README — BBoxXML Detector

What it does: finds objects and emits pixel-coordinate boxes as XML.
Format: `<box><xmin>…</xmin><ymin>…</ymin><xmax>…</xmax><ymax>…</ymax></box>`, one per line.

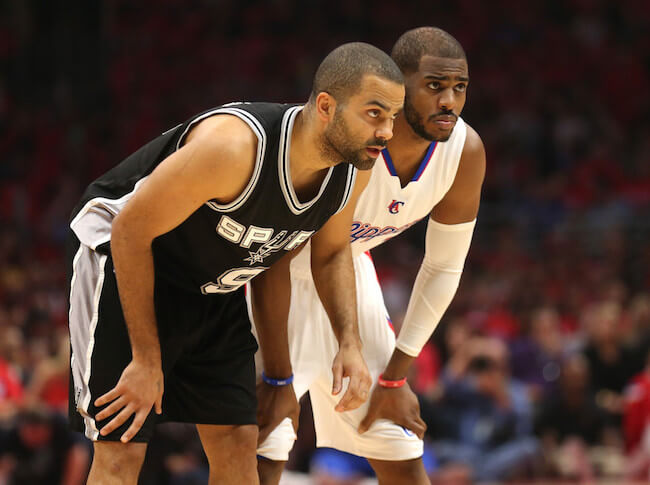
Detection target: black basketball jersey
<box><xmin>70</xmin><ymin>103</ymin><xmax>357</xmax><ymax>294</ymax></box>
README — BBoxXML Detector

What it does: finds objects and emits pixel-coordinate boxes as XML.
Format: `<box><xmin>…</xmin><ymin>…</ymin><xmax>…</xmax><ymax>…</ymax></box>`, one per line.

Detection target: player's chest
<box><xmin>354</xmin><ymin>173</ymin><xmax>438</xmax><ymax>228</ymax></box>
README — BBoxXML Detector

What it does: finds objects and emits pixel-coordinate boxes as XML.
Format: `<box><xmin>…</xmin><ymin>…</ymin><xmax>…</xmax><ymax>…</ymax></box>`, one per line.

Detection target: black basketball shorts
<box><xmin>66</xmin><ymin>233</ymin><xmax>258</xmax><ymax>442</ymax></box>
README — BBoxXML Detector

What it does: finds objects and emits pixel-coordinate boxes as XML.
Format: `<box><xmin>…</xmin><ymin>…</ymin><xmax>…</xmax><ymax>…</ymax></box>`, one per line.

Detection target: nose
<box><xmin>438</xmin><ymin>87</ymin><xmax>455</xmax><ymax>112</ymax></box>
<box><xmin>376</xmin><ymin>118</ymin><xmax>394</xmax><ymax>141</ymax></box>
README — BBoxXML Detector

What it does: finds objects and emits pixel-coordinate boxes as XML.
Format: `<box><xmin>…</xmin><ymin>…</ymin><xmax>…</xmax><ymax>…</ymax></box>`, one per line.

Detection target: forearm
<box><xmin>111</xmin><ymin>216</ymin><xmax>161</xmax><ymax>364</ymax></box>
<box><xmin>395</xmin><ymin>218</ymin><xmax>475</xmax><ymax>357</ymax></box>
<box><xmin>381</xmin><ymin>349</ymin><xmax>415</xmax><ymax>381</ymax></box>
<box><xmin>311</xmin><ymin>246</ymin><xmax>361</xmax><ymax>347</ymax></box>
<box><xmin>250</xmin><ymin>255</ymin><xmax>292</xmax><ymax>377</ymax></box>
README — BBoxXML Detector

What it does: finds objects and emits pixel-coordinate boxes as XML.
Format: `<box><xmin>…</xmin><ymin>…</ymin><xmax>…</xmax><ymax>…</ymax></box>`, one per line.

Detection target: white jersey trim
<box><xmin>189</xmin><ymin>107</ymin><xmax>267</xmax><ymax>213</ymax></box>
<box><xmin>278</xmin><ymin>106</ymin><xmax>335</xmax><ymax>215</ymax></box>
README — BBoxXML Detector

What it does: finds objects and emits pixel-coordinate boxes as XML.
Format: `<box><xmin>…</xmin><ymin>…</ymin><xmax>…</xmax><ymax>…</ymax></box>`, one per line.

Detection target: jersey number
<box><xmin>201</xmin><ymin>267</ymin><xmax>267</xmax><ymax>294</ymax></box>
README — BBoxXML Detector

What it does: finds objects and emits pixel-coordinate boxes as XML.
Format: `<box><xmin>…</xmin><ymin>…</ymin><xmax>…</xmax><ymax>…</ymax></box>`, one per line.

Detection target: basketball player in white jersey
<box><xmin>252</xmin><ymin>27</ymin><xmax>485</xmax><ymax>484</ymax></box>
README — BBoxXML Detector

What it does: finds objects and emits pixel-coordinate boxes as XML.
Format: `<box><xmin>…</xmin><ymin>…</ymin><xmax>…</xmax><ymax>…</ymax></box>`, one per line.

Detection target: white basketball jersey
<box><xmin>292</xmin><ymin>118</ymin><xmax>467</xmax><ymax>274</ymax></box>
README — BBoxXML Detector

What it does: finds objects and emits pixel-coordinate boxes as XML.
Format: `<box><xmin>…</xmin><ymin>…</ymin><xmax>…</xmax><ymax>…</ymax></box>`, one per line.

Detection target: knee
<box><xmin>200</xmin><ymin>424</ymin><xmax>258</xmax><ymax>464</ymax></box>
<box><xmin>92</xmin><ymin>441</ymin><xmax>147</xmax><ymax>477</ymax></box>
<box><xmin>226</xmin><ymin>424</ymin><xmax>258</xmax><ymax>452</ymax></box>
<box><xmin>371</xmin><ymin>457</ymin><xmax>429</xmax><ymax>485</ymax></box>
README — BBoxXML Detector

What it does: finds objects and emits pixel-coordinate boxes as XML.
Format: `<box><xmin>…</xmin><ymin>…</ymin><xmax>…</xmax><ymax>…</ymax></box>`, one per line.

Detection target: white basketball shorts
<box><xmin>248</xmin><ymin>251</ymin><xmax>423</xmax><ymax>461</ymax></box>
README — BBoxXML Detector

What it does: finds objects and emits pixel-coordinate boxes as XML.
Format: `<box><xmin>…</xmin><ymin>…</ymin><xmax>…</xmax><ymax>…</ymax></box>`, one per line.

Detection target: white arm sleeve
<box><xmin>395</xmin><ymin>217</ymin><xmax>476</xmax><ymax>357</ymax></box>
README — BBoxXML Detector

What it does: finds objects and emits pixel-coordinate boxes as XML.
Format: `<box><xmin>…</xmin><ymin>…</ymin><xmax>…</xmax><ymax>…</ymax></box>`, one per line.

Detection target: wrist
<box><xmin>378</xmin><ymin>373</ymin><xmax>407</xmax><ymax>388</ymax></box>
<box><xmin>338</xmin><ymin>329</ymin><xmax>362</xmax><ymax>350</ymax></box>
<box><xmin>262</xmin><ymin>371</ymin><xmax>294</xmax><ymax>387</ymax></box>
<box><xmin>381</xmin><ymin>349</ymin><xmax>414</xmax><ymax>382</ymax></box>
<box><xmin>131</xmin><ymin>348</ymin><xmax>161</xmax><ymax>367</ymax></box>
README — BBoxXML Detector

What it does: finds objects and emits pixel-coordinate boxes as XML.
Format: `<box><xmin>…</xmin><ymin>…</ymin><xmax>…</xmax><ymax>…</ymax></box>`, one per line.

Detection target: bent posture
<box><xmin>67</xmin><ymin>42</ymin><xmax>403</xmax><ymax>485</ymax></box>
<box><xmin>254</xmin><ymin>27</ymin><xmax>485</xmax><ymax>485</ymax></box>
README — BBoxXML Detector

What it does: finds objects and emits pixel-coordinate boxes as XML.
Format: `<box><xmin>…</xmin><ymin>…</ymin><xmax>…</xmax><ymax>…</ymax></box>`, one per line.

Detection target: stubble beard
<box><xmin>321</xmin><ymin>113</ymin><xmax>376</xmax><ymax>171</ymax></box>
<box><xmin>404</xmin><ymin>93</ymin><xmax>453</xmax><ymax>143</ymax></box>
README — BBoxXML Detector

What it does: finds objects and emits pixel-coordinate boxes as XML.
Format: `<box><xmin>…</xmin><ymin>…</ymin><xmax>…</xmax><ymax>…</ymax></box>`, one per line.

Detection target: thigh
<box><xmin>161</xmin><ymin>290</ymin><xmax>259</xmax><ymax>426</ymax></box>
<box><xmin>68</xmin><ymin>243</ymin><xmax>160</xmax><ymax>443</ymax></box>
<box><xmin>308</xmin><ymin>253</ymin><xmax>423</xmax><ymax>460</ymax></box>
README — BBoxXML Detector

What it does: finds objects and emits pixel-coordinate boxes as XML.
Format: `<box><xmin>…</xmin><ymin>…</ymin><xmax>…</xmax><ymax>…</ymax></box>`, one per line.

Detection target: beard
<box><xmin>404</xmin><ymin>92</ymin><xmax>454</xmax><ymax>142</ymax></box>
<box><xmin>320</xmin><ymin>111</ymin><xmax>384</xmax><ymax>170</ymax></box>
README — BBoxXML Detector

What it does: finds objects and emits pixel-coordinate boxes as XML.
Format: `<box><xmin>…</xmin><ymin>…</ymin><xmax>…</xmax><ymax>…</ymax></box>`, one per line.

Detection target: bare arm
<box><xmin>94</xmin><ymin>115</ymin><xmax>258</xmax><ymax>442</ymax></box>
<box><xmin>249</xmin><ymin>249</ymin><xmax>302</xmax><ymax>443</ymax></box>
<box><xmin>310</xmin><ymin>168</ymin><xmax>373</xmax><ymax>411</ymax></box>
<box><xmin>250</xmin><ymin>250</ymin><xmax>295</xmax><ymax>379</ymax></box>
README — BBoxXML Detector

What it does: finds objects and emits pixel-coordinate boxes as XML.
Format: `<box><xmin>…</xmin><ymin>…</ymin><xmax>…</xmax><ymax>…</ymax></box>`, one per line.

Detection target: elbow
<box><xmin>311</xmin><ymin>244</ymin><xmax>349</xmax><ymax>270</ymax></box>
<box><xmin>111</xmin><ymin>211</ymin><xmax>153</xmax><ymax>255</ymax></box>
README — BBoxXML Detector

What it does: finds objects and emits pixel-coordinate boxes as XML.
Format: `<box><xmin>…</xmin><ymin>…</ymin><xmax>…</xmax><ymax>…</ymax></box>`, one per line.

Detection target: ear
<box><xmin>315</xmin><ymin>92</ymin><xmax>337</xmax><ymax>123</ymax></box>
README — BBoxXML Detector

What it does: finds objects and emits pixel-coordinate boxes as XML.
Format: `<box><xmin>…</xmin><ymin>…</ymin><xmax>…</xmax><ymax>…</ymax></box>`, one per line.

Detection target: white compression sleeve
<box><xmin>395</xmin><ymin>218</ymin><xmax>476</xmax><ymax>357</ymax></box>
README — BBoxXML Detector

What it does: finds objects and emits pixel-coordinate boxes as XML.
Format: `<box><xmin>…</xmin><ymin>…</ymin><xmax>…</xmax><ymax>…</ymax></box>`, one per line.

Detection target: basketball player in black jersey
<box><xmin>66</xmin><ymin>43</ymin><xmax>404</xmax><ymax>484</ymax></box>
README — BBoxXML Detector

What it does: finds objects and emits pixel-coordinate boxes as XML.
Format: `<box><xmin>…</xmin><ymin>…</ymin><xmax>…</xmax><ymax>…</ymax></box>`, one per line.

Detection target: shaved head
<box><xmin>310</xmin><ymin>42</ymin><xmax>403</xmax><ymax>105</ymax></box>
<box><xmin>391</xmin><ymin>27</ymin><xmax>466</xmax><ymax>74</ymax></box>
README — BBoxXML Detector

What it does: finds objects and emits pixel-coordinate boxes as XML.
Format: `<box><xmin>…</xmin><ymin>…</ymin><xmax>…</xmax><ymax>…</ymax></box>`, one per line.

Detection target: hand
<box><xmin>331</xmin><ymin>343</ymin><xmax>372</xmax><ymax>412</ymax></box>
<box><xmin>95</xmin><ymin>359</ymin><xmax>163</xmax><ymax>442</ymax></box>
<box><xmin>358</xmin><ymin>382</ymin><xmax>426</xmax><ymax>439</ymax></box>
<box><xmin>256</xmin><ymin>381</ymin><xmax>300</xmax><ymax>445</ymax></box>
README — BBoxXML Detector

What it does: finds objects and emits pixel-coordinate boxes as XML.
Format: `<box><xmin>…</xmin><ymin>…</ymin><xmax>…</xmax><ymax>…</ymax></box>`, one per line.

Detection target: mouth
<box><xmin>431</xmin><ymin>115</ymin><xmax>457</xmax><ymax>130</ymax></box>
<box><xmin>365</xmin><ymin>147</ymin><xmax>383</xmax><ymax>158</ymax></box>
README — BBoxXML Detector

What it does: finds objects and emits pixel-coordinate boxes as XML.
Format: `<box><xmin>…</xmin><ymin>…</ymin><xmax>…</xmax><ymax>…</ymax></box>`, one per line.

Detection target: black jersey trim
<box><xmin>333</xmin><ymin>165</ymin><xmax>358</xmax><ymax>215</ymax></box>
<box><xmin>277</xmin><ymin>106</ymin><xmax>335</xmax><ymax>215</ymax></box>
<box><xmin>175</xmin><ymin>107</ymin><xmax>267</xmax><ymax>214</ymax></box>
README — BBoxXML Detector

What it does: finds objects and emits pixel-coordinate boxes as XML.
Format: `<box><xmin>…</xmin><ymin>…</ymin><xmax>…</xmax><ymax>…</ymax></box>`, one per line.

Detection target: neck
<box><xmin>288</xmin><ymin>106</ymin><xmax>334</xmax><ymax>200</ymax></box>
<box><xmin>386</xmin><ymin>115</ymin><xmax>433</xmax><ymax>176</ymax></box>
<box><xmin>291</xmin><ymin>107</ymin><xmax>335</xmax><ymax>175</ymax></box>
<box><xmin>384</xmin><ymin>115</ymin><xmax>434</xmax><ymax>184</ymax></box>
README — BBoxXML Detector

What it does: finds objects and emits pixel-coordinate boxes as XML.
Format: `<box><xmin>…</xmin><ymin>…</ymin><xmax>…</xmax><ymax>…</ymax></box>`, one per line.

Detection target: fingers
<box><xmin>413</xmin><ymin>415</ymin><xmax>427</xmax><ymax>440</ymax></box>
<box><xmin>392</xmin><ymin>410</ymin><xmax>427</xmax><ymax>440</ymax></box>
<box><xmin>155</xmin><ymin>394</ymin><xmax>163</xmax><ymax>415</ymax></box>
<box><xmin>335</xmin><ymin>375</ymin><xmax>368</xmax><ymax>412</ymax></box>
<box><xmin>96</xmin><ymin>396</ymin><xmax>127</xmax><ymax>421</ymax></box>
<box><xmin>257</xmin><ymin>422</ymin><xmax>272</xmax><ymax>446</ymax></box>
<box><xmin>120</xmin><ymin>409</ymin><xmax>148</xmax><ymax>443</ymax></box>
<box><xmin>358</xmin><ymin>407</ymin><xmax>377</xmax><ymax>434</ymax></box>
<box><xmin>99</xmin><ymin>404</ymin><xmax>135</xmax><ymax>437</ymax></box>
<box><xmin>332</xmin><ymin>361</ymin><xmax>343</xmax><ymax>396</ymax></box>
<box><xmin>95</xmin><ymin>387</ymin><xmax>120</xmax><ymax>408</ymax></box>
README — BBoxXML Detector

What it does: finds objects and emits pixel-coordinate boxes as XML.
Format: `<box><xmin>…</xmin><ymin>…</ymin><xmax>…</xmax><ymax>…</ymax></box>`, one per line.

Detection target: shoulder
<box><xmin>455</xmin><ymin>122</ymin><xmax>486</xmax><ymax>188</ymax></box>
<box><xmin>460</xmin><ymin>123</ymin><xmax>486</xmax><ymax>170</ymax></box>
<box><xmin>186</xmin><ymin>114</ymin><xmax>258</xmax><ymax>158</ymax></box>
<box><xmin>183</xmin><ymin>114</ymin><xmax>259</xmax><ymax>179</ymax></box>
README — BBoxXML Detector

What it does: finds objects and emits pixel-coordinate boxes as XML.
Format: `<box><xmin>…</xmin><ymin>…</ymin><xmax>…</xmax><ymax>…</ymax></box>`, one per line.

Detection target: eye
<box><xmin>455</xmin><ymin>84</ymin><xmax>467</xmax><ymax>93</ymax></box>
<box><xmin>367</xmin><ymin>109</ymin><xmax>380</xmax><ymax>118</ymax></box>
<box><xmin>427</xmin><ymin>81</ymin><xmax>440</xmax><ymax>90</ymax></box>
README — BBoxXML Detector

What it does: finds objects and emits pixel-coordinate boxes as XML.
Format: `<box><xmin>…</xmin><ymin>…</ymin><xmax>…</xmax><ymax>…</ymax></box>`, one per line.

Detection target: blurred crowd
<box><xmin>1</xmin><ymin>0</ymin><xmax>649</xmax><ymax>483</ymax></box>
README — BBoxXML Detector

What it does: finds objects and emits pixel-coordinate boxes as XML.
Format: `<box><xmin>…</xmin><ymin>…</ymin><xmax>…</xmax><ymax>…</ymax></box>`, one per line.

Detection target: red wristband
<box><xmin>378</xmin><ymin>373</ymin><xmax>407</xmax><ymax>388</ymax></box>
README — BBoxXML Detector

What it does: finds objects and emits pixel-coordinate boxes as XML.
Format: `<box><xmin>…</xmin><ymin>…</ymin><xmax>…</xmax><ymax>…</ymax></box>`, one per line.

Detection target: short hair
<box><xmin>391</xmin><ymin>27</ymin><xmax>466</xmax><ymax>74</ymax></box>
<box><xmin>309</xmin><ymin>42</ymin><xmax>403</xmax><ymax>104</ymax></box>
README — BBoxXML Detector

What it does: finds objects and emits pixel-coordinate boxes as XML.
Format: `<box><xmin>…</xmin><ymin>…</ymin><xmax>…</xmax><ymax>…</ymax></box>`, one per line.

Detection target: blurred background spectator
<box><xmin>1</xmin><ymin>0</ymin><xmax>649</xmax><ymax>482</ymax></box>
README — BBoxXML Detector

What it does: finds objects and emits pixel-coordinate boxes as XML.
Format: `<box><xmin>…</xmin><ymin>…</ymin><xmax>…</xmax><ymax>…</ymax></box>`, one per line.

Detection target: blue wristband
<box><xmin>261</xmin><ymin>371</ymin><xmax>294</xmax><ymax>387</ymax></box>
